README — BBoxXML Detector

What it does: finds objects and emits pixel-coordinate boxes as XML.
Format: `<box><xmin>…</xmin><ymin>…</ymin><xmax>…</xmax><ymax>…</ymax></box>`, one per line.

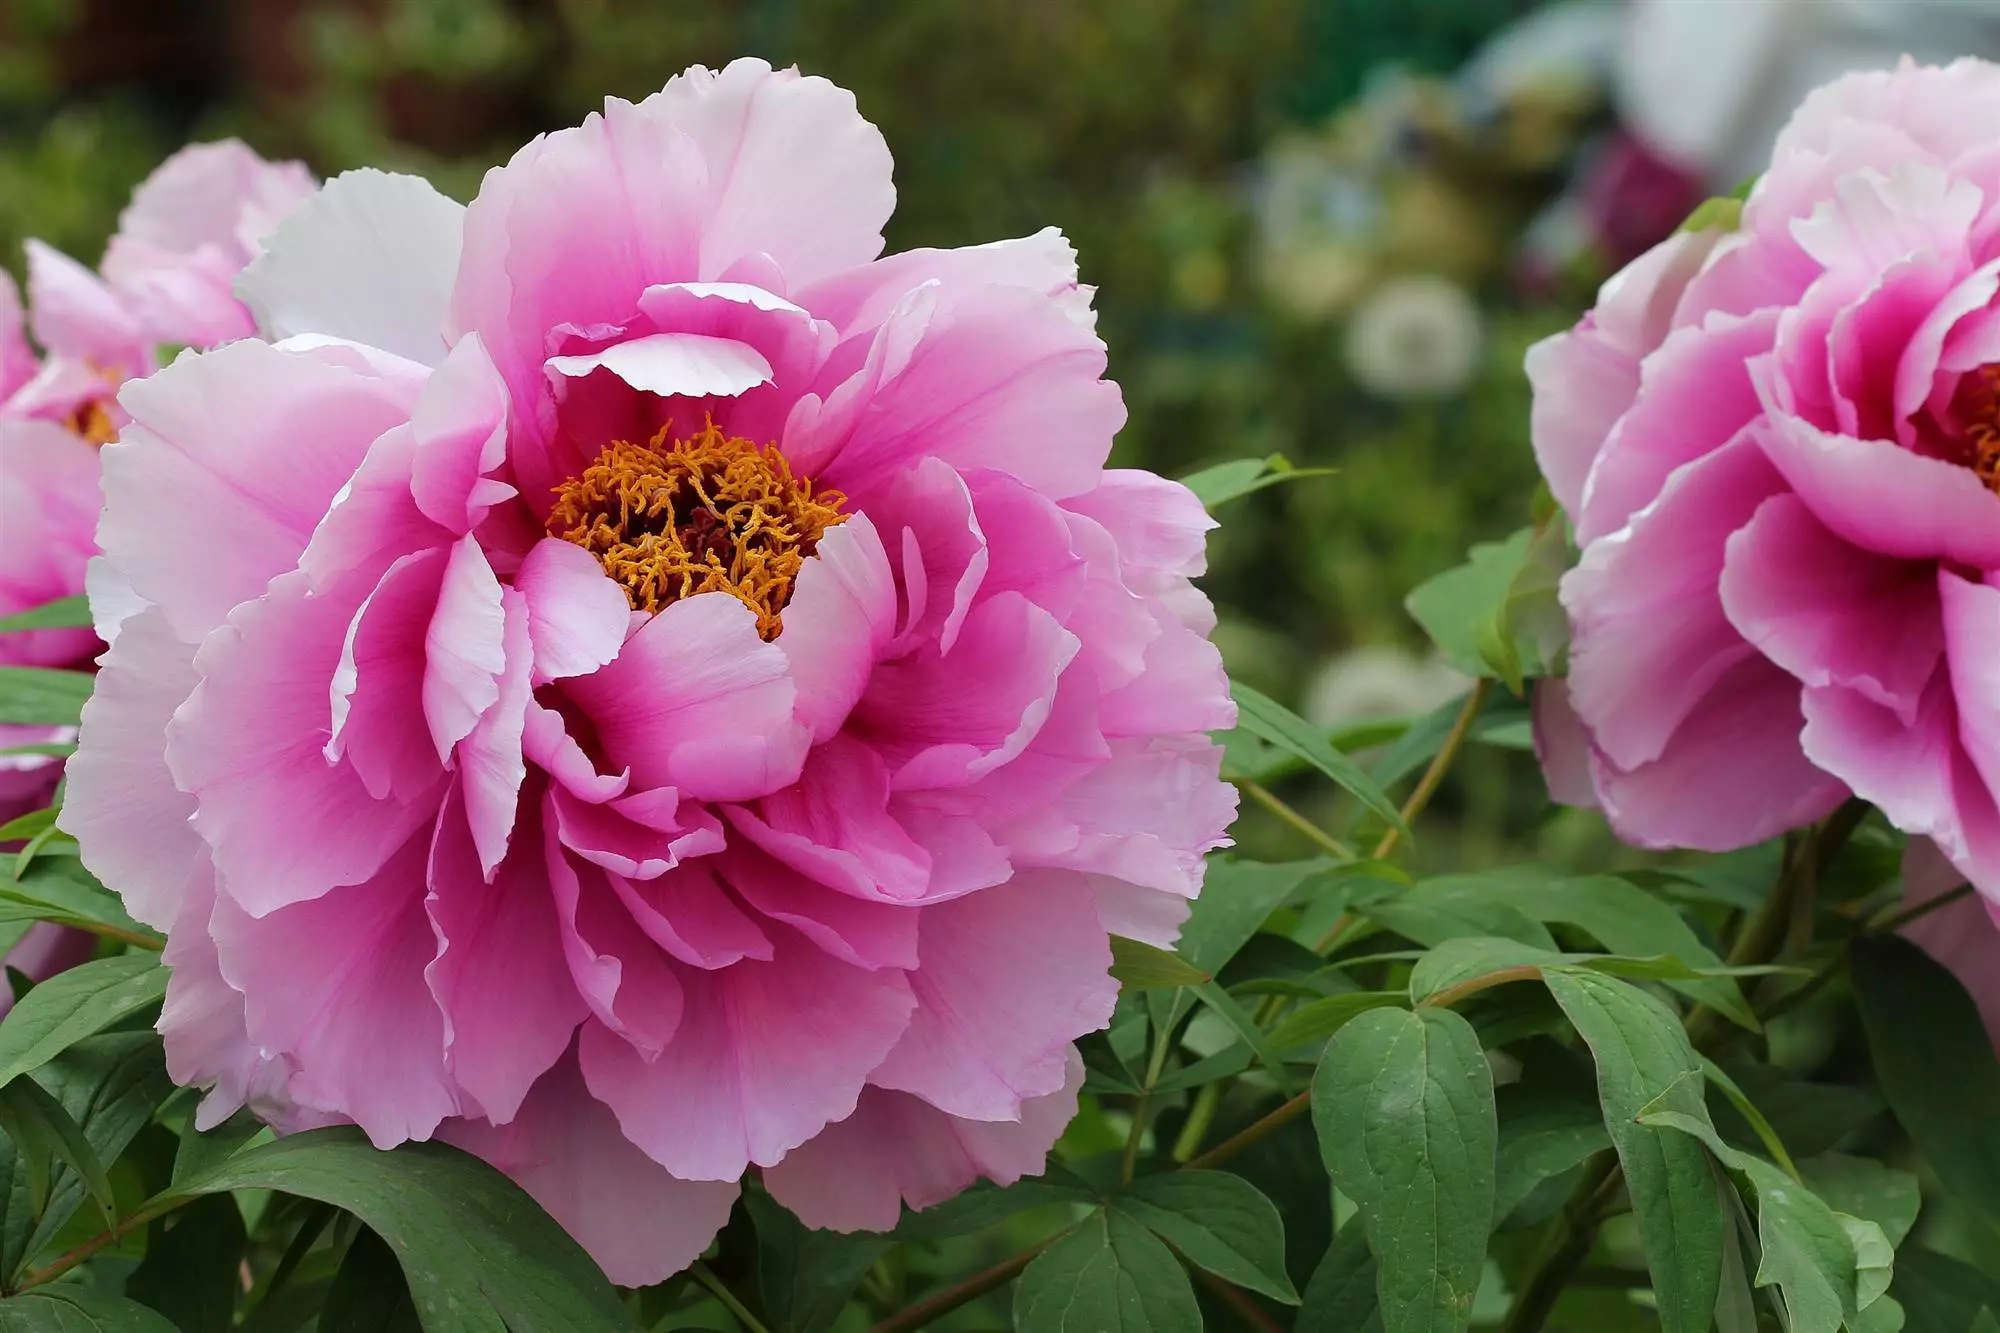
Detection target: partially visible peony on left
<box><xmin>62</xmin><ymin>59</ymin><xmax>1236</xmax><ymax>1285</ymax></box>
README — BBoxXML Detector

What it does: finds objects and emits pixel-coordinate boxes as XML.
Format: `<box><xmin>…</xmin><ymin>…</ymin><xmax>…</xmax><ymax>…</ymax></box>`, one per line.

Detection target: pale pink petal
<box><xmin>766</xmin><ymin>1050</ymin><xmax>1082</xmax><ymax>1233</ymax></box>
<box><xmin>868</xmin><ymin>872</ymin><xmax>1114</xmax><ymax>1121</ymax></box>
<box><xmin>442</xmin><ymin>1054</ymin><xmax>739</xmax><ymax>1286</ymax></box>
<box><xmin>0</xmin><ymin>270</ymin><xmax>35</xmax><ymax>400</ymax></box>
<box><xmin>326</xmin><ymin>550</ymin><xmax>452</xmax><ymax>803</ymax></box>
<box><xmin>423</xmin><ymin>537</ymin><xmax>508</xmax><ymax>763</ymax></box>
<box><xmin>60</xmin><ymin>607</ymin><xmax>201</xmax><ymax>930</ymax></box>
<box><xmin>25</xmin><ymin>240</ymin><xmax>145</xmax><ymax>364</ymax></box>
<box><xmin>579</xmin><ymin>925</ymin><xmax>914</xmax><ymax>1180</ymax></box>
<box><xmin>211</xmin><ymin>831</ymin><xmax>458</xmax><ymax>1146</ymax></box>
<box><xmin>107</xmin><ymin>339</ymin><xmax>419</xmax><ymax>640</ymax></box>
<box><xmin>1532</xmin><ymin>678</ymin><xmax>1600</xmax><ymax>810</ymax></box>
<box><xmin>458</xmin><ymin>589</ymin><xmax>533</xmax><ymax>875</ymax></box>
<box><xmin>545</xmin><ymin>830</ymin><xmax>687</xmax><ymax>1058</ymax></box>
<box><xmin>1898</xmin><ymin>837</ymin><xmax>2000</xmax><ymax>1043</ymax></box>
<box><xmin>796</xmin><ymin>227</ymin><xmax>1084</xmax><ymax>337</ymax></box>
<box><xmin>777</xmin><ymin>516</ymin><xmax>897</xmax><ymax>741</ymax></box>
<box><xmin>0</xmin><ymin>420</ymin><xmax>100</xmax><ymax>669</ymax></box>
<box><xmin>408</xmin><ymin>334</ymin><xmax>514</xmax><ymax>534</ymax></box>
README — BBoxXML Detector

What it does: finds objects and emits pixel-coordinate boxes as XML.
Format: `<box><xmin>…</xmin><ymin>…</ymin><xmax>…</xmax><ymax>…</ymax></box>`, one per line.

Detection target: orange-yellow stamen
<box><xmin>64</xmin><ymin>398</ymin><xmax>117</xmax><ymax>447</ymax></box>
<box><xmin>548</xmin><ymin>421</ymin><xmax>847</xmax><ymax>640</ymax></box>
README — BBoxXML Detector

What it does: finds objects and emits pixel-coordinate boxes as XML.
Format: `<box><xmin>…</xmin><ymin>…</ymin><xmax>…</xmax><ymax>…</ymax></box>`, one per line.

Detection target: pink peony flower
<box><xmin>1898</xmin><ymin>837</ymin><xmax>2000</xmax><ymax>1041</ymax></box>
<box><xmin>62</xmin><ymin>60</ymin><xmax>1236</xmax><ymax>1284</ymax></box>
<box><xmin>1530</xmin><ymin>57</ymin><xmax>2000</xmax><ymax>892</ymax></box>
<box><xmin>0</xmin><ymin>142</ymin><xmax>312</xmax><ymax>996</ymax></box>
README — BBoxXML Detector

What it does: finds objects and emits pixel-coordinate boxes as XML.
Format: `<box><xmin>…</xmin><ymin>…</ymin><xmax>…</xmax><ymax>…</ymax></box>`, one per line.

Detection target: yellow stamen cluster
<box><xmin>64</xmin><ymin>399</ymin><xmax>117</xmax><ymax>447</ymax></box>
<box><xmin>548</xmin><ymin>421</ymin><xmax>848</xmax><ymax>640</ymax></box>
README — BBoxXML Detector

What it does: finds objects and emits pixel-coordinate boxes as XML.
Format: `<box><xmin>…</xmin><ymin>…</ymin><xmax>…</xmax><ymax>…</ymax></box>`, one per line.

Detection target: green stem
<box><xmin>1498</xmin><ymin>1156</ymin><xmax>1621</xmax><ymax>1333</ymax></box>
<box><xmin>14</xmin><ymin>1193</ymin><xmax>193</xmax><ymax>1291</ymax></box>
<box><xmin>1237</xmin><ymin>780</ymin><xmax>1356</xmax><ymax>861</ymax></box>
<box><xmin>867</xmin><ymin>1239</ymin><xmax>1054</xmax><ymax>1333</ymax></box>
<box><xmin>1181</xmin><ymin>1090</ymin><xmax>1309</xmax><ymax>1172</ymax></box>
<box><xmin>691</xmin><ymin>1262</ymin><xmax>774</xmax><ymax>1333</ymax></box>
<box><xmin>1372</xmin><ymin>679</ymin><xmax>1490</xmax><ymax>861</ymax></box>
<box><xmin>1171</xmin><ymin>1081</ymin><xmax>1224</xmax><ymax>1162</ymax></box>
<box><xmin>1867</xmin><ymin>878</ymin><xmax>1973</xmax><ymax>934</ymax></box>
<box><xmin>1121</xmin><ymin>1028</ymin><xmax>1176</xmax><ymax>1184</ymax></box>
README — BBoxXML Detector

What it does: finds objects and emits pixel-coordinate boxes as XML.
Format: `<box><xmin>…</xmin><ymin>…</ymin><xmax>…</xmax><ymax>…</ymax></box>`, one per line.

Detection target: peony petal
<box><xmin>107</xmin><ymin>339</ymin><xmax>420</xmax><ymax>640</ymax></box>
<box><xmin>579</xmin><ymin>924</ymin><xmax>914</xmax><ymax>1180</ymax></box>
<box><xmin>423</xmin><ymin>537</ymin><xmax>508</xmax><ymax>763</ymax></box>
<box><xmin>407</xmin><ymin>334</ymin><xmax>515</xmax><ymax>535</ymax></box>
<box><xmin>563</xmin><ymin>593</ymin><xmax>807</xmax><ymax>804</ymax></box>
<box><xmin>603</xmin><ymin>860</ymin><xmax>772</xmax><ymax>970</ymax></box>
<box><xmin>795</xmin><ymin>227</ymin><xmax>1085</xmax><ymax>338</ymax></box>
<box><xmin>1720</xmin><ymin>493</ymin><xmax>1943</xmax><ymax>724</ymax></box>
<box><xmin>25</xmin><ymin>240</ymin><xmax>145</xmax><ymax>364</ymax></box>
<box><xmin>424</xmin><ymin>784</ymin><xmax>585</xmax><ymax>1123</ymax></box>
<box><xmin>545</xmin><ymin>826</ymin><xmax>687</xmax><ymax>1058</ymax></box>
<box><xmin>1532</xmin><ymin>678</ymin><xmax>1600</xmax><ymax>811</ymax></box>
<box><xmin>442</xmin><ymin>1053</ymin><xmax>739</xmax><ymax>1286</ymax></box>
<box><xmin>1898</xmin><ymin>837</ymin><xmax>2000</xmax><ymax>1042</ymax></box>
<box><xmin>765</xmin><ymin>1049</ymin><xmax>1082</xmax><ymax>1233</ymax></box>
<box><xmin>514</xmin><ymin>539</ymin><xmax>629</xmax><ymax>685</ymax></box>
<box><xmin>238</xmin><ymin>169</ymin><xmax>464</xmax><ymax>365</ymax></box>
<box><xmin>60</xmin><ymin>607</ymin><xmax>203</xmax><ymax>930</ymax></box>
<box><xmin>777</xmin><ymin>515</ymin><xmax>898</xmax><ymax>741</ymax></box>
<box><xmin>545</xmin><ymin>331</ymin><xmax>773</xmax><ymax>398</ymax></box>
<box><xmin>867</xmin><ymin>872</ymin><xmax>1114</xmax><ymax>1121</ymax></box>
<box><xmin>721</xmin><ymin>844</ymin><xmax>922</xmax><ymax>971</ymax></box>
<box><xmin>326</xmin><ymin>550</ymin><xmax>452</xmax><ymax>803</ymax></box>
<box><xmin>0</xmin><ymin>420</ymin><xmax>101</xmax><ymax>670</ymax></box>
<box><xmin>211</xmin><ymin>830</ymin><xmax>458</xmax><ymax>1146</ymax></box>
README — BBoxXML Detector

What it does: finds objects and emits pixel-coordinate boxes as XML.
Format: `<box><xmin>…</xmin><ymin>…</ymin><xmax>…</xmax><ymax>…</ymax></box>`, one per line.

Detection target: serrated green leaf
<box><xmin>1114</xmin><ymin>1171</ymin><xmax>1297</xmax><ymax>1303</ymax></box>
<box><xmin>1852</xmin><ymin>936</ymin><xmax>2000</xmax><ymax>1238</ymax></box>
<box><xmin>1013</xmin><ymin>1210</ymin><xmax>1201</xmax><ymax>1333</ymax></box>
<box><xmin>1315</xmin><ymin>1006</ymin><xmax>1495</xmax><ymax>1333</ymax></box>
<box><xmin>1230</xmin><ymin>684</ymin><xmax>1406</xmax><ymax>834</ymax></box>
<box><xmin>127</xmin><ymin>1193</ymin><xmax>249</xmax><ymax>1333</ymax></box>
<box><xmin>0</xmin><ymin>597</ymin><xmax>91</xmax><ymax>637</ymax></box>
<box><xmin>1179</xmin><ymin>455</ymin><xmax>1332</xmax><ymax>510</ymax></box>
<box><xmin>0</xmin><ymin>1287</ymin><xmax>179</xmax><ymax>1331</ymax></box>
<box><xmin>1542</xmin><ymin>967</ymin><xmax>1722</xmax><ymax>1333</ymax></box>
<box><xmin>1267</xmin><ymin>993</ymin><xmax>1406</xmax><ymax>1054</ymax></box>
<box><xmin>748</xmin><ymin>1188</ymin><xmax>890</xmax><ymax>1333</ymax></box>
<box><xmin>0</xmin><ymin>669</ymin><xmax>92</xmax><ymax>728</ymax></box>
<box><xmin>162</xmin><ymin>1128</ymin><xmax>629</xmax><ymax>1332</ymax></box>
<box><xmin>1108</xmin><ymin>937</ymin><xmax>1209</xmax><ymax>991</ymax></box>
<box><xmin>0</xmin><ymin>954</ymin><xmax>166</xmax><ymax>1089</ymax></box>
<box><xmin>1297</xmin><ymin>1219</ymin><xmax>1382</xmax><ymax>1333</ymax></box>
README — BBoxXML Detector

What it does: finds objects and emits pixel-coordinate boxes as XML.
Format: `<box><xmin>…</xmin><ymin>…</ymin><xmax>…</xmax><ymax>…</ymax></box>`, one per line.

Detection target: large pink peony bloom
<box><xmin>1</xmin><ymin>142</ymin><xmax>311</xmax><ymax>993</ymax></box>
<box><xmin>63</xmin><ymin>60</ymin><xmax>1236</xmax><ymax>1284</ymax></box>
<box><xmin>1531</xmin><ymin>57</ymin><xmax>2000</xmax><ymax>892</ymax></box>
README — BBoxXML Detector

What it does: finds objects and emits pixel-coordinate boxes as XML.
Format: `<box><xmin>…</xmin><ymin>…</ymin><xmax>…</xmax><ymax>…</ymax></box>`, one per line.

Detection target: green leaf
<box><xmin>1229</xmin><ymin>684</ymin><xmax>1406</xmax><ymax>834</ymax></box>
<box><xmin>127</xmin><ymin>1193</ymin><xmax>249</xmax><ymax>1333</ymax></box>
<box><xmin>0</xmin><ymin>669</ymin><xmax>92</xmax><ymax>728</ymax></box>
<box><xmin>1851</xmin><ymin>935</ymin><xmax>2000</xmax><ymax>1237</ymax></box>
<box><xmin>1492</xmin><ymin>1082</ymin><xmax>1610</xmax><ymax>1224</ymax></box>
<box><xmin>1013</xmin><ymin>1210</ymin><xmax>1201</xmax><ymax>1333</ymax></box>
<box><xmin>164</xmin><ymin>1128</ymin><xmax>629</xmax><ymax>1332</ymax></box>
<box><xmin>8</xmin><ymin>1032</ymin><xmax>171</xmax><ymax>1278</ymax></box>
<box><xmin>1976</xmin><ymin>1308</ymin><xmax>2000</xmax><ymax>1333</ymax></box>
<box><xmin>0</xmin><ymin>954</ymin><xmax>167</xmax><ymax>1089</ymax></box>
<box><xmin>0</xmin><ymin>860</ymin><xmax>158</xmax><ymax>948</ymax></box>
<box><xmin>171</xmin><ymin>1108</ymin><xmax>269</xmax><ymax>1188</ymax></box>
<box><xmin>1267</xmin><ymin>993</ymin><xmax>1407</xmax><ymax>1054</ymax></box>
<box><xmin>1407</xmin><ymin>936</ymin><xmax>1562</xmax><ymax>1004</ymax></box>
<box><xmin>1369</xmin><ymin>691</ymin><xmax>1531</xmax><ymax>790</ymax></box>
<box><xmin>1361</xmin><ymin>893</ymin><xmax>1557</xmax><ymax>951</ymax></box>
<box><xmin>1192</xmin><ymin>980</ymin><xmax>1293</xmax><ymax>1093</ymax></box>
<box><xmin>1714</xmin><ymin>1164</ymin><xmax>1760</xmax><ymax>1333</ymax></box>
<box><xmin>1641</xmin><ymin>1109</ymin><xmax>1873</xmax><ymax>1333</ymax></box>
<box><xmin>748</xmin><ymin>1189</ymin><xmax>890</xmax><ymax>1333</ymax></box>
<box><xmin>0</xmin><ymin>1076</ymin><xmax>114</xmax><ymax>1226</ymax></box>
<box><xmin>1315</xmin><ymin>1007</ymin><xmax>1495</xmax><ymax>1333</ymax></box>
<box><xmin>1412</xmin><ymin>868</ymin><xmax>1756</xmax><ymax>1030</ymax></box>
<box><xmin>1113</xmin><ymin>1171</ymin><xmax>1297</xmax><ymax>1303</ymax></box>
<box><xmin>0</xmin><ymin>1288</ymin><xmax>179</xmax><ymax>1331</ymax></box>
<box><xmin>1108</xmin><ymin>937</ymin><xmax>1210</xmax><ymax>991</ymax></box>
<box><xmin>1542</xmin><ymin>967</ymin><xmax>1722</xmax><ymax>1333</ymax></box>
<box><xmin>0</xmin><ymin>597</ymin><xmax>91</xmax><ymax>637</ymax></box>
<box><xmin>1297</xmin><ymin>1219</ymin><xmax>1382</xmax><ymax>1333</ymax></box>
<box><xmin>1179</xmin><ymin>455</ymin><xmax>1332</xmax><ymax>510</ymax></box>
<box><xmin>319</xmin><ymin>1224</ymin><xmax>425</xmax><ymax>1333</ymax></box>
<box><xmin>1800</xmin><ymin>1155</ymin><xmax>1920</xmax><ymax>1247</ymax></box>
<box><xmin>1893</xmin><ymin>1247</ymin><xmax>2000</xmax><ymax>1332</ymax></box>
<box><xmin>892</xmin><ymin>1175</ymin><xmax>1096</xmax><ymax>1241</ymax></box>
<box><xmin>0</xmin><ymin>812</ymin><xmax>54</xmax><ymax>846</ymax></box>
<box><xmin>1700</xmin><ymin>1057</ymin><xmax>1798</xmax><ymax>1180</ymax></box>
<box><xmin>1405</xmin><ymin>529</ymin><xmax>1552</xmax><ymax>685</ymax></box>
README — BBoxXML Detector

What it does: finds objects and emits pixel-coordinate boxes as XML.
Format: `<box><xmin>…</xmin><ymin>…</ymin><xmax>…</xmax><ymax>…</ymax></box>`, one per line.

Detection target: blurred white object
<box><xmin>1619</xmin><ymin>0</ymin><xmax>2000</xmax><ymax>189</ymax></box>
<box><xmin>1303</xmin><ymin>644</ymin><xmax>1470</xmax><ymax>731</ymax></box>
<box><xmin>1342</xmin><ymin>274</ymin><xmax>1485</xmax><ymax>401</ymax></box>
<box><xmin>1461</xmin><ymin>0</ymin><xmax>1623</xmax><ymax>108</ymax></box>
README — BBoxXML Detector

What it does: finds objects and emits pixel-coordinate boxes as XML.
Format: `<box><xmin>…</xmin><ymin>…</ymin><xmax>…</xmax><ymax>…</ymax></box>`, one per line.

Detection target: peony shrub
<box><xmin>6</xmin><ymin>49</ymin><xmax>2000</xmax><ymax>1333</ymax></box>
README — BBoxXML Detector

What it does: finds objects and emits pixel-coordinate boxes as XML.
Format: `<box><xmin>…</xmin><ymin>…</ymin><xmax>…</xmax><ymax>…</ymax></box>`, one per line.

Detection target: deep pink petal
<box><xmin>514</xmin><ymin>539</ymin><xmax>629</xmax><ymax>685</ymax></box>
<box><xmin>777</xmin><ymin>515</ymin><xmax>897</xmax><ymax>742</ymax></box>
<box><xmin>722</xmin><ymin>844</ymin><xmax>922</xmax><ymax>971</ymax></box>
<box><xmin>1720</xmin><ymin>493</ymin><xmax>1943</xmax><ymax>723</ymax></box>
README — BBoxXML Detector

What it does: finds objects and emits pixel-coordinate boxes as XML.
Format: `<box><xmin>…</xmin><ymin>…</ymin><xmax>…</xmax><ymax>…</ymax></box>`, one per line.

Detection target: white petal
<box><xmin>544</xmin><ymin>332</ymin><xmax>773</xmax><ymax>398</ymax></box>
<box><xmin>237</xmin><ymin>169</ymin><xmax>464</xmax><ymax>366</ymax></box>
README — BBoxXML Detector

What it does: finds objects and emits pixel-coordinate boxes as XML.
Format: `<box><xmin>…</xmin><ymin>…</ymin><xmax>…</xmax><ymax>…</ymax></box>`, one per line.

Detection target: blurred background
<box><xmin>6</xmin><ymin>0</ymin><xmax>1998</xmax><ymax>871</ymax></box>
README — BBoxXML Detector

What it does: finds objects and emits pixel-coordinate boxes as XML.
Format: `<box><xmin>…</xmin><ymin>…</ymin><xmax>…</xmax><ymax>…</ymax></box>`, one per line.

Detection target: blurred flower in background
<box><xmin>1342</xmin><ymin>274</ymin><xmax>1485</xmax><ymax>401</ymax></box>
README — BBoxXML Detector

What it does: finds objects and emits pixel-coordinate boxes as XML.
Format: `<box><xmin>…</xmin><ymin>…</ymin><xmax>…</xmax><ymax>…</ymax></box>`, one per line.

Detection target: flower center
<box><xmin>548</xmin><ymin>421</ymin><xmax>847</xmax><ymax>640</ymax></box>
<box><xmin>1958</xmin><ymin>364</ymin><xmax>2000</xmax><ymax>494</ymax></box>
<box><xmin>64</xmin><ymin>398</ymin><xmax>117</xmax><ymax>447</ymax></box>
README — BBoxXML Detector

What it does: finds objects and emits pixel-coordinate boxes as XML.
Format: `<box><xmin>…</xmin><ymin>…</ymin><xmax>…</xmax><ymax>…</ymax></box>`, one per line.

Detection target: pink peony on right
<box><xmin>61</xmin><ymin>60</ymin><xmax>1236</xmax><ymax>1285</ymax></box>
<box><xmin>1530</xmin><ymin>56</ymin><xmax>2000</xmax><ymax>898</ymax></box>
